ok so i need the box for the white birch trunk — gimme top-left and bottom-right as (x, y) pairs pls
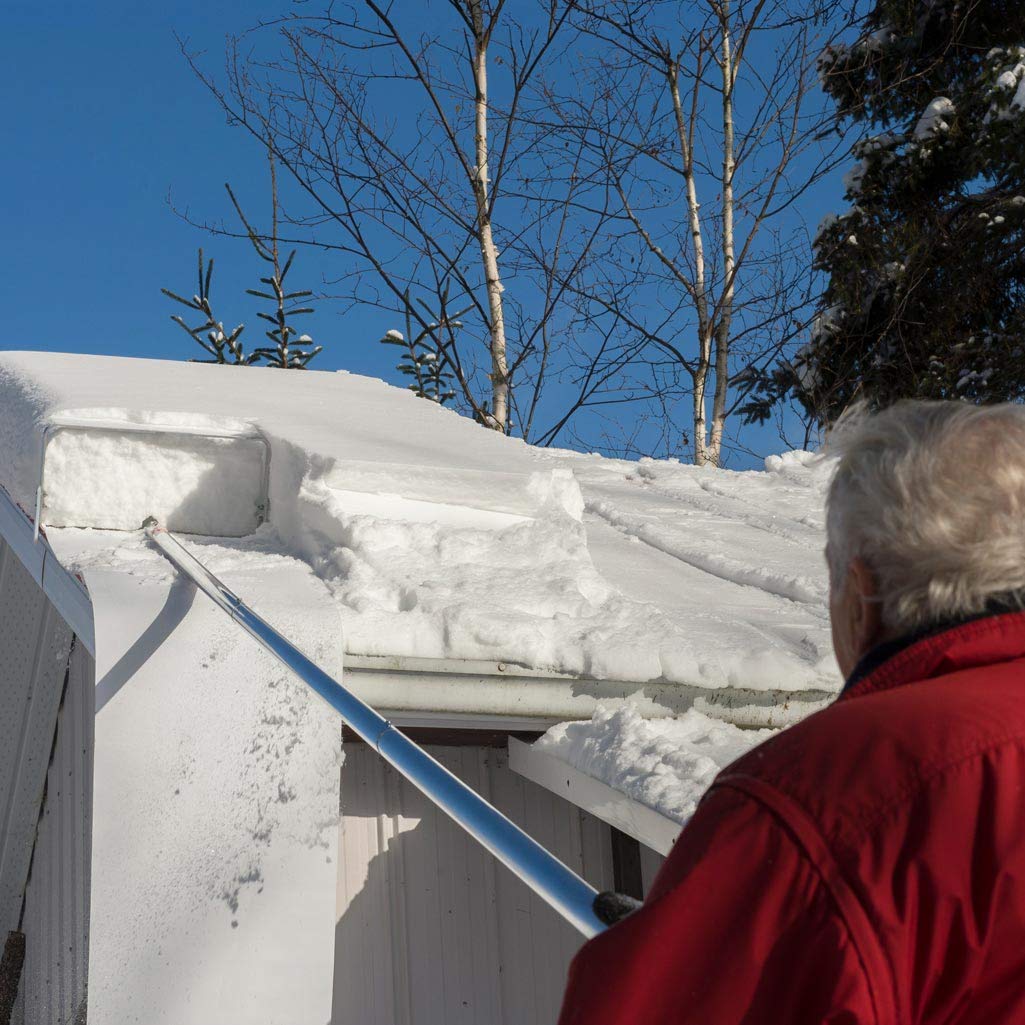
(709, 4), (735, 467)
(668, 63), (712, 465)
(469, 0), (510, 432)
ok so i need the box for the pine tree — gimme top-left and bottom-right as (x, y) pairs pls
(244, 242), (320, 370)
(227, 170), (322, 370)
(162, 249), (254, 365)
(379, 294), (461, 405)
(747, 0), (1025, 425)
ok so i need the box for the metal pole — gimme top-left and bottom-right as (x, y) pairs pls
(143, 518), (607, 940)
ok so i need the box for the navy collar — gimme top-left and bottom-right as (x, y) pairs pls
(842, 598), (1025, 694)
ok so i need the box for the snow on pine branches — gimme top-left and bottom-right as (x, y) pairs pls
(745, 0), (1025, 426)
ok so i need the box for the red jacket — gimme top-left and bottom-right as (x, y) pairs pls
(558, 612), (1025, 1025)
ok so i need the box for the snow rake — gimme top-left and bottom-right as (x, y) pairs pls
(35, 415), (271, 540)
(143, 517), (620, 940)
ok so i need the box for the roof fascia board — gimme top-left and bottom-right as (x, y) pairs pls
(0, 486), (95, 655)
(507, 737), (681, 856)
(378, 709), (563, 731)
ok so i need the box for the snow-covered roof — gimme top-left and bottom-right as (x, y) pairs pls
(0, 351), (845, 1013)
(0, 351), (838, 722)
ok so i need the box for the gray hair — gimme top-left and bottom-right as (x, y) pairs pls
(825, 400), (1025, 635)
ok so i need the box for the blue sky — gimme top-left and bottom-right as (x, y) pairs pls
(7, 2), (848, 468)
(6, 2), (365, 363)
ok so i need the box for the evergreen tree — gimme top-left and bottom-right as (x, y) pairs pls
(745, 0), (1025, 425)
(379, 295), (461, 405)
(227, 176), (322, 371)
(162, 249), (254, 364)
(244, 244), (320, 369)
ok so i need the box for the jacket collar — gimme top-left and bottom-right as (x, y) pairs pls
(843, 608), (1025, 701)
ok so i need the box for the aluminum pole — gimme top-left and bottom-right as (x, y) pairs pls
(143, 518), (607, 939)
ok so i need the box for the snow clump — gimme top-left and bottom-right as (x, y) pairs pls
(535, 704), (776, 824)
(764, 450), (818, 473)
(913, 96), (955, 141)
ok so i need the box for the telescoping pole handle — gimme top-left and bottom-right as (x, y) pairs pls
(143, 518), (608, 940)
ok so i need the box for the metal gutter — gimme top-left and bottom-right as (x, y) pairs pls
(0, 484), (94, 655)
(346, 653), (834, 729)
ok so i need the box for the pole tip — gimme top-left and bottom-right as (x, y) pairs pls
(593, 891), (642, 927)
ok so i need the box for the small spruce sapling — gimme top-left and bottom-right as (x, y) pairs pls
(244, 241), (320, 369)
(227, 147), (321, 369)
(380, 296), (462, 403)
(162, 249), (253, 364)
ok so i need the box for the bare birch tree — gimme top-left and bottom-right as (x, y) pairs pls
(181, 1), (617, 438)
(555, 0), (851, 464)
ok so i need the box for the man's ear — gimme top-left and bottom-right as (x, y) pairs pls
(847, 557), (884, 653)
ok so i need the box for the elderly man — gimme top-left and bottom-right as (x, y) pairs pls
(558, 400), (1025, 1024)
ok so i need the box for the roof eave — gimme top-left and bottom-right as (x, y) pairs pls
(346, 653), (833, 729)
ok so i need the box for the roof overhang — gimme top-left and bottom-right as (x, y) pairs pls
(348, 653), (831, 729)
(507, 737), (681, 855)
(0, 484), (94, 653)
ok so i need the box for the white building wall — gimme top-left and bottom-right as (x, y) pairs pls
(639, 844), (666, 896)
(0, 530), (94, 1025)
(333, 742), (616, 1025)
(0, 536), (74, 939)
(20, 640), (94, 1025)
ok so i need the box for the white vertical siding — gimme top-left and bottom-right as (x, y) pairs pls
(20, 641), (93, 1025)
(333, 743), (615, 1025)
(639, 843), (666, 897)
(0, 536), (74, 938)
(0, 530), (92, 1024)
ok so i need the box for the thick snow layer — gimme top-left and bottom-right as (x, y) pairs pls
(277, 443), (835, 691)
(77, 534), (343, 1023)
(535, 705), (775, 824)
(0, 352), (549, 517)
(560, 449), (835, 692)
(0, 351), (837, 699)
(42, 417), (268, 535)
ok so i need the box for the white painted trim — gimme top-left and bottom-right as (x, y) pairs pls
(0, 485), (95, 655)
(378, 709), (562, 731)
(508, 737), (681, 857)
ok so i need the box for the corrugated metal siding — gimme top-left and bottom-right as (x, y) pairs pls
(20, 640), (93, 1025)
(333, 744), (615, 1025)
(0, 534), (73, 935)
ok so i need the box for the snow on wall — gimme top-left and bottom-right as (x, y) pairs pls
(81, 543), (343, 1024)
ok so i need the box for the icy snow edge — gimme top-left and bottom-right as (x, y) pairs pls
(534, 705), (775, 825)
